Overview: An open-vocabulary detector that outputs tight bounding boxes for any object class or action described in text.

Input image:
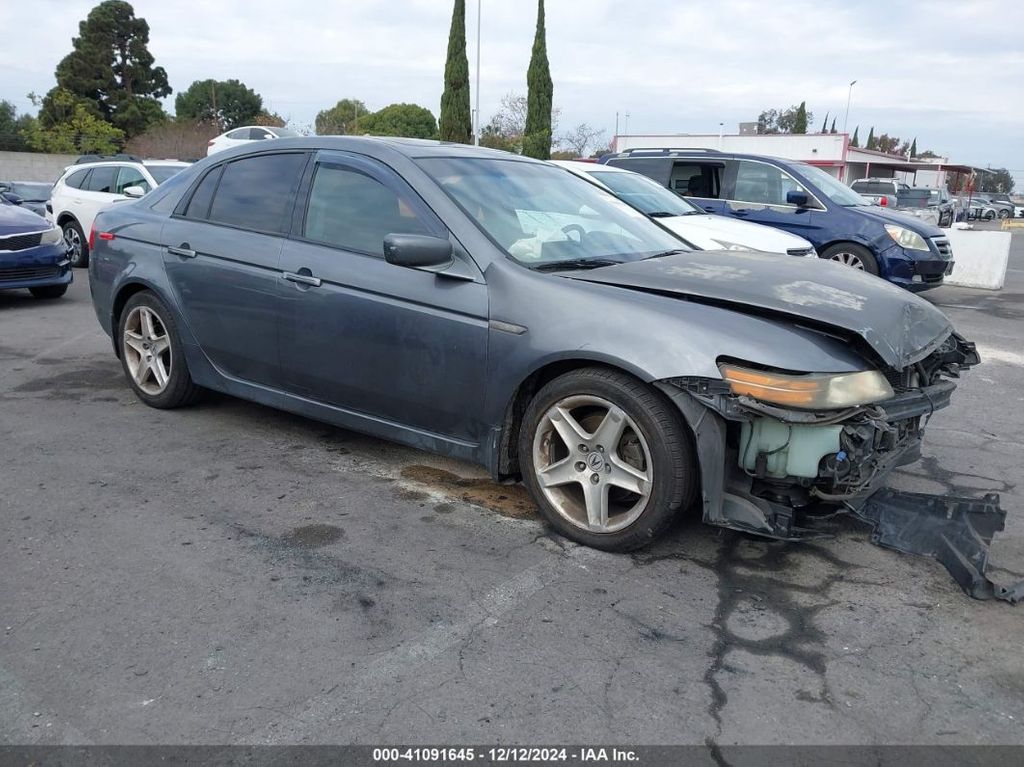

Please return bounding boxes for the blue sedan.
[0,197,72,299]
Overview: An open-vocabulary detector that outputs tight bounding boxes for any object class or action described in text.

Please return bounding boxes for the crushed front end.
[655,331,1020,601]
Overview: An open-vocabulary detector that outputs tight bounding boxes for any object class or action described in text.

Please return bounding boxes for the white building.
[612,132,976,190]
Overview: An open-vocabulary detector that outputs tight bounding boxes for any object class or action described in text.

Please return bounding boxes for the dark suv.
[601,149,953,291]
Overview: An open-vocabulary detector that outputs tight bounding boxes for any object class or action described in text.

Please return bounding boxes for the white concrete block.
[942,229,1011,290]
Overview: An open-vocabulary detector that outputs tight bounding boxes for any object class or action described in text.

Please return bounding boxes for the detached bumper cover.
[856,489,1024,603]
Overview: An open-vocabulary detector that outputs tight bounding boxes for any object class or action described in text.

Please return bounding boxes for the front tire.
[62,220,89,268]
[117,291,202,408]
[820,242,879,275]
[519,367,698,552]
[29,284,68,299]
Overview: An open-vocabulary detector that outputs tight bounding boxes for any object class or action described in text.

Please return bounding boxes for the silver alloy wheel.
[62,226,81,259]
[123,306,172,395]
[532,394,653,533]
[829,250,865,270]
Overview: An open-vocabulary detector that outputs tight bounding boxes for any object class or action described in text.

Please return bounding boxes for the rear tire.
[820,242,879,275]
[29,284,68,299]
[62,220,89,268]
[519,367,698,552]
[117,291,202,409]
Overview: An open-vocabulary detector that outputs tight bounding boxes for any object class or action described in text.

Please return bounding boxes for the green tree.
[977,168,1015,194]
[439,0,472,143]
[522,0,553,159]
[315,98,368,135]
[830,117,837,134]
[909,138,917,158]
[40,1,170,138]
[850,126,859,147]
[757,104,814,134]
[24,90,124,153]
[865,127,876,150]
[820,112,829,133]
[0,100,34,151]
[792,101,808,134]
[175,79,262,130]
[356,103,438,139]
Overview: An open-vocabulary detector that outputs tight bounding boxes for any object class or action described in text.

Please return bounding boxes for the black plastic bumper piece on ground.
[855,488,1024,603]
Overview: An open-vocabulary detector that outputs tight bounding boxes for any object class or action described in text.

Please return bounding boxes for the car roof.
[205,135,545,164]
[607,149,807,167]
[551,160,628,174]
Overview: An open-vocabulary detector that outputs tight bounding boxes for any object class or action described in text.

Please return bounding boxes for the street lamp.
[843,79,857,133]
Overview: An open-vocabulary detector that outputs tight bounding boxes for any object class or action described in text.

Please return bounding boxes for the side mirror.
[786,190,809,207]
[383,233,453,270]
[122,185,146,199]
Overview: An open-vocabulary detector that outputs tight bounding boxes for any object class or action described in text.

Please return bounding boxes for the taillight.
[880,197,888,206]
[89,224,96,250]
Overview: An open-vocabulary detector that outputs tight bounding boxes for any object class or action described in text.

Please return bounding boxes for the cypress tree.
[850,126,859,147]
[909,138,917,158]
[866,126,876,150]
[830,117,837,134]
[439,0,472,144]
[820,112,829,133]
[522,0,553,159]
[792,101,808,134]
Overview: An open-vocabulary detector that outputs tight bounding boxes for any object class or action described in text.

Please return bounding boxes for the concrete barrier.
[0,151,78,183]
[942,228,1011,290]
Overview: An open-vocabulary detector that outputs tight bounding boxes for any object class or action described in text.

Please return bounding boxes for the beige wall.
[0,151,78,184]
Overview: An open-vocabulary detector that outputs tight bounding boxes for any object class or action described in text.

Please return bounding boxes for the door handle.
[283,271,322,287]
[731,209,750,217]
[167,245,196,258]
[703,205,716,213]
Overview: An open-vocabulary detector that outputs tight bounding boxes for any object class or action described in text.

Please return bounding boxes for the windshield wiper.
[643,248,688,260]
[648,211,676,218]
[531,257,625,272]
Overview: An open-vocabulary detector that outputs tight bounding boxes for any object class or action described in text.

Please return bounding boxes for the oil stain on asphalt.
[400,465,538,519]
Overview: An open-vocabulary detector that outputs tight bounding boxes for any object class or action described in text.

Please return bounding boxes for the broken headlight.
[718,363,894,410]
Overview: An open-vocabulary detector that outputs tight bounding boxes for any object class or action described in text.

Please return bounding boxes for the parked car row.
[848,178,955,227]
[81,136,979,555]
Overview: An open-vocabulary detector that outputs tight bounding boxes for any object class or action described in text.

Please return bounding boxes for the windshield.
[418,157,687,265]
[272,127,301,138]
[146,165,187,185]
[586,169,701,217]
[6,182,51,200]
[796,163,869,207]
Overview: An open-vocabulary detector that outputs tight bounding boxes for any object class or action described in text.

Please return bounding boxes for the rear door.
[161,151,308,387]
[719,159,820,240]
[667,161,726,214]
[277,151,489,442]
[76,164,120,232]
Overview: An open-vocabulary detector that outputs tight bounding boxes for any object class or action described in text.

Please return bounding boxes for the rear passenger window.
[65,169,90,190]
[86,166,117,193]
[670,163,721,198]
[183,166,222,220]
[303,165,434,256]
[207,153,306,233]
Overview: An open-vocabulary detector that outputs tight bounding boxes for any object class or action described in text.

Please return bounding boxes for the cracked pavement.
[1,230,1022,746]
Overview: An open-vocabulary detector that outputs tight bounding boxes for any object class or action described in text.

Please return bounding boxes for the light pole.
[718,122,724,149]
[474,0,481,145]
[624,112,630,136]
[843,79,857,133]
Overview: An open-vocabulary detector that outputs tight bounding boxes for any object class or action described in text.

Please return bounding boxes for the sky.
[2,0,1022,187]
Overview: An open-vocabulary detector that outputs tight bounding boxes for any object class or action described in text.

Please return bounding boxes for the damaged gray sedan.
[87,137,1013,598]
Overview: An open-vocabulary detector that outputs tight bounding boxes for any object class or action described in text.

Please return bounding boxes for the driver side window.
[733,161,810,206]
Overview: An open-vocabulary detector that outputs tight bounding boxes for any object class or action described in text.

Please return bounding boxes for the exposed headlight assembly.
[39,225,63,245]
[884,224,929,252]
[719,363,894,410]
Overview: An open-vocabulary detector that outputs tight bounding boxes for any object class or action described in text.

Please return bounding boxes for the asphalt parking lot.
[2,233,1023,747]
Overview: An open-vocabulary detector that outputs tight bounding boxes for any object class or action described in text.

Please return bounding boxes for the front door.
[161,151,308,388]
[721,159,819,240]
[278,152,489,443]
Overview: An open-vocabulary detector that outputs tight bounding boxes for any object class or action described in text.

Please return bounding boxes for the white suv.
[48,156,188,267]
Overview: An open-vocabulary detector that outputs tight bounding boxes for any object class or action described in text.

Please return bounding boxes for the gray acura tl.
[88,137,1004,593]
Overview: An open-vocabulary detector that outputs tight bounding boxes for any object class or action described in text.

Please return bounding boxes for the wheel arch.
[492,355,662,481]
[56,211,80,229]
[110,280,167,358]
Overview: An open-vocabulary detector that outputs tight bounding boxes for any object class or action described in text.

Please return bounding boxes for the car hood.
[0,202,51,235]
[658,214,813,252]
[850,204,944,236]
[566,250,953,369]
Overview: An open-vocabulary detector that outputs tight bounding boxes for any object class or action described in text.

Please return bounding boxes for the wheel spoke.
[582,480,610,529]
[537,456,579,488]
[591,405,628,449]
[140,309,158,340]
[123,334,146,355]
[152,357,169,388]
[132,358,151,386]
[607,456,649,495]
[150,336,170,355]
[547,405,590,448]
